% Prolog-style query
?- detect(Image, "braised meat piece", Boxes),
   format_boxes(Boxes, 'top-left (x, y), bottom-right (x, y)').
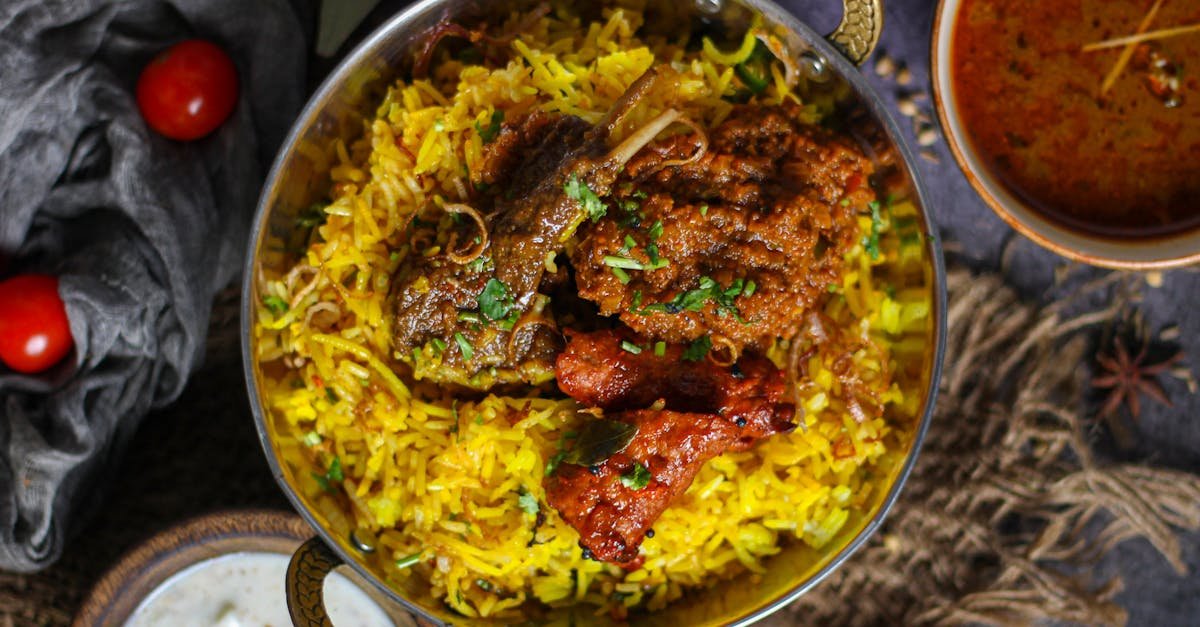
top-left (572, 102), bottom-right (874, 352)
top-left (545, 409), bottom-right (744, 565)
top-left (555, 328), bottom-right (795, 449)
top-left (388, 68), bottom-right (692, 388)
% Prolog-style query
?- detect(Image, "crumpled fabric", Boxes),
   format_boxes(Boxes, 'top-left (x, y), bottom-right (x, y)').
top-left (0, 0), bottom-right (308, 572)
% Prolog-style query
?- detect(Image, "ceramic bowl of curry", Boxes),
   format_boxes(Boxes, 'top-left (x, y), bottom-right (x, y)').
top-left (243, 0), bottom-right (946, 625)
top-left (933, 0), bottom-right (1200, 269)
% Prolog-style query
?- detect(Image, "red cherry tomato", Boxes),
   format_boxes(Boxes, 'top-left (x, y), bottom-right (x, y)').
top-left (136, 39), bottom-right (239, 141)
top-left (0, 274), bottom-right (74, 374)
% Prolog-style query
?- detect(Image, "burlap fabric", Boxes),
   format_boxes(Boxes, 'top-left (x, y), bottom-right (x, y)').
top-left (3, 266), bottom-right (1197, 625)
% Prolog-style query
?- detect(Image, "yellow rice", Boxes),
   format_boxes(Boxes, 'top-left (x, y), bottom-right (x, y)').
top-left (254, 3), bottom-right (932, 620)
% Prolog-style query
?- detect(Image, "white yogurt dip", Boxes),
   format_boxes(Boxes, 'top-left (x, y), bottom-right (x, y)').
top-left (124, 551), bottom-right (394, 627)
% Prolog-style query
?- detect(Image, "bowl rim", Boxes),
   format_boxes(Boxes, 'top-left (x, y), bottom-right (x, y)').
top-left (72, 509), bottom-right (313, 627)
top-left (930, 0), bottom-right (1200, 271)
top-left (241, 1), bottom-right (948, 624)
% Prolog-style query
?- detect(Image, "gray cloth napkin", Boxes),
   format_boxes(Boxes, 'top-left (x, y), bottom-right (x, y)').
top-left (0, 0), bottom-right (307, 572)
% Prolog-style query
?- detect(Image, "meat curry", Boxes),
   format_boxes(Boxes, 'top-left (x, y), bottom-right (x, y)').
top-left (952, 0), bottom-right (1200, 238)
top-left (387, 58), bottom-right (873, 564)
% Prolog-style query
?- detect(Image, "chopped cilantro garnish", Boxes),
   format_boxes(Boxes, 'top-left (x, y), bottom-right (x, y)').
top-left (262, 295), bottom-right (288, 316)
top-left (457, 311), bottom-right (482, 324)
top-left (623, 235), bottom-right (638, 252)
top-left (454, 332), bottom-right (474, 361)
top-left (467, 255), bottom-right (491, 273)
top-left (639, 276), bottom-right (749, 320)
top-left (326, 456), bottom-right (344, 481)
top-left (545, 450), bottom-right (568, 477)
top-left (431, 337), bottom-right (447, 354)
top-left (648, 220), bottom-right (663, 242)
top-left (314, 456), bottom-right (344, 492)
top-left (517, 490), bottom-right (540, 515)
top-left (631, 290), bottom-right (644, 311)
top-left (682, 336), bottom-right (712, 362)
top-left (603, 255), bottom-right (667, 271)
top-left (476, 579), bottom-right (494, 592)
top-left (303, 431), bottom-right (322, 447)
top-left (611, 267), bottom-right (631, 284)
top-left (620, 462), bottom-right (652, 490)
top-left (644, 243), bottom-right (664, 267)
top-left (477, 278), bottom-right (513, 322)
top-left (325, 388), bottom-right (339, 404)
top-left (395, 552), bottom-right (422, 569)
top-left (653, 341), bottom-right (666, 357)
top-left (744, 280), bottom-right (757, 297)
top-left (699, 204), bottom-right (709, 216)
top-left (475, 110), bottom-right (504, 143)
top-left (564, 173), bottom-right (606, 222)
top-left (862, 200), bottom-right (884, 260)
top-left (620, 340), bottom-right (643, 354)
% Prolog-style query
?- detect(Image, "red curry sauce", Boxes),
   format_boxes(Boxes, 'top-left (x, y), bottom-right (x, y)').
top-left (952, 0), bottom-right (1200, 238)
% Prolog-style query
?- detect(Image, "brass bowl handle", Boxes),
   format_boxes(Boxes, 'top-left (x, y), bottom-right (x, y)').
top-left (828, 0), bottom-right (884, 65)
top-left (285, 536), bottom-right (431, 626)
top-left (286, 537), bottom-right (343, 627)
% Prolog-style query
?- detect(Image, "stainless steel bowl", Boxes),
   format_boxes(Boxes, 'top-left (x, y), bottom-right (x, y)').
top-left (242, 1), bottom-right (946, 624)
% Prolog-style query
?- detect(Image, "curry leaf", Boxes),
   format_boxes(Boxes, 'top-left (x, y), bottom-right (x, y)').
top-left (563, 418), bottom-right (638, 466)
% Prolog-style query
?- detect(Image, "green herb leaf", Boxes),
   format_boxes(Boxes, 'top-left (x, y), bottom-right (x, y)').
top-left (545, 450), bottom-right (568, 476)
top-left (395, 552), bottom-right (422, 569)
top-left (263, 295), bottom-right (289, 316)
top-left (744, 280), bottom-right (757, 297)
top-left (620, 462), bottom-right (652, 490)
top-left (475, 110), bottom-right (505, 143)
top-left (564, 173), bottom-right (607, 222)
top-left (699, 204), bottom-right (709, 216)
top-left (517, 490), bottom-right (540, 515)
top-left (654, 341), bottom-right (666, 357)
top-left (326, 456), bottom-right (344, 482)
top-left (620, 340), bottom-right (643, 355)
top-left (477, 278), bottom-right (513, 322)
top-left (431, 337), bottom-right (447, 354)
top-left (454, 332), bottom-right (474, 361)
top-left (604, 256), bottom-right (647, 270)
top-left (862, 200), bottom-right (883, 260)
top-left (611, 267), bottom-right (631, 284)
top-left (467, 255), bottom-right (491, 273)
top-left (303, 431), bottom-right (322, 447)
top-left (683, 336), bottom-right (712, 362)
top-left (622, 235), bottom-right (637, 252)
top-left (639, 276), bottom-right (748, 320)
top-left (563, 418), bottom-right (639, 466)
top-left (648, 220), bottom-right (663, 242)
top-left (325, 388), bottom-right (339, 404)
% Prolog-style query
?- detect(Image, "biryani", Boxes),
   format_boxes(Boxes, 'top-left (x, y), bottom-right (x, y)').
top-left (253, 3), bottom-right (931, 621)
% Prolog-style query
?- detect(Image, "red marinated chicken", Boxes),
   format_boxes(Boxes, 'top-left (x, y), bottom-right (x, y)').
top-left (547, 329), bottom-right (796, 564)
top-left (556, 328), bottom-right (794, 449)
top-left (545, 409), bottom-right (744, 565)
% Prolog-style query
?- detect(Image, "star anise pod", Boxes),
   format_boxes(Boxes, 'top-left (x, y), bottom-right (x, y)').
top-left (1092, 335), bottom-right (1183, 419)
